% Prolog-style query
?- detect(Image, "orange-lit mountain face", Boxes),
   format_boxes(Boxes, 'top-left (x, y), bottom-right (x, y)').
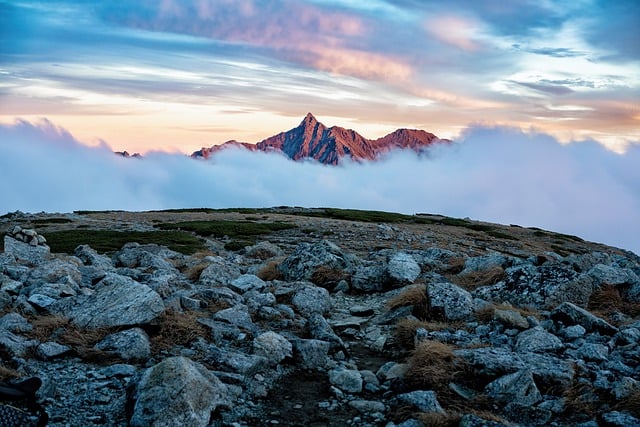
top-left (192, 113), bottom-right (447, 165)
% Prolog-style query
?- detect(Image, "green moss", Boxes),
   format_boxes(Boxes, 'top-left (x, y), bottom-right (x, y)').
top-left (157, 220), bottom-right (296, 239)
top-left (44, 230), bottom-right (206, 255)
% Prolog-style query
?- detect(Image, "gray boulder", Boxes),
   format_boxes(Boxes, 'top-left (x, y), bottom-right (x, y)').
top-left (291, 284), bottom-right (332, 317)
top-left (494, 308), bottom-right (529, 329)
top-left (0, 330), bottom-right (38, 357)
top-left (307, 313), bottom-right (346, 353)
top-left (484, 370), bottom-right (542, 406)
top-left (253, 331), bottom-right (292, 365)
top-left (514, 326), bottom-right (563, 353)
top-left (551, 302), bottom-right (618, 335)
top-left (461, 252), bottom-right (510, 275)
top-left (0, 312), bottom-right (32, 333)
top-left (52, 273), bottom-right (164, 328)
top-left (213, 304), bottom-right (256, 332)
top-left (228, 274), bottom-right (267, 294)
top-left (387, 252), bottom-right (420, 284)
top-left (3, 235), bottom-right (50, 265)
top-left (395, 390), bottom-right (444, 413)
top-left (198, 256), bottom-right (241, 287)
top-left (279, 240), bottom-right (355, 281)
top-left (24, 258), bottom-right (82, 288)
top-left (291, 338), bottom-right (330, 368)
top-left (474, 263), bottom-right (594, 309)
top-left (74, 244), bottom-right (114, 270)
top-left (130, 357), bottom-right (230, 427)
top-left (587, 264), bottom-right (639, 287)
top-left (428, 281), bottom-right (474, 320)
top-left (351, 264), bottom-right (387, 292)
top-left (95, 328), bottom-right (151, 360)
top-left (328, 367), bottom-right (362, 393)
top-left (36, 341), bottom-right (71, 360)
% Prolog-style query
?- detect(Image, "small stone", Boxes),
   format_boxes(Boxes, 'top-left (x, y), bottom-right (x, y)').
top-left (36, 341), bottom-right (71, 360)
top-left (349, 305), bottom-right (375, 317)
top-left (328, 368), bottom-right (362, 393)
top-left (253, 331), bottom-right (292, 365)
top-left (396, 390), bottom-right (444, 413)
top-left (514, 326), bottom-right (563, 353)
top-left (494, 308), bottom-right (529, 329)
top-left (27, 293), bottom-right (57, 310)
top-left (348, 400), bottom-right (386, 413)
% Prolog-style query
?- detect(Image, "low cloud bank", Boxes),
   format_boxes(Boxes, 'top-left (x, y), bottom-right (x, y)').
top-left (1, 119), bottom-right (639, 255)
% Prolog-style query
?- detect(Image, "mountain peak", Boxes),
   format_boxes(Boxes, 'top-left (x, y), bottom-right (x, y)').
top-left (301, 112), bottom-right (319, 126)
top-left (192, 114), bottom-right (446, 165)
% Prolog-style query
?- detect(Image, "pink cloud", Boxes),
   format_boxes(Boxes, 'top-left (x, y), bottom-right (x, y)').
top-left (425, 16), bottom-right (483, 51)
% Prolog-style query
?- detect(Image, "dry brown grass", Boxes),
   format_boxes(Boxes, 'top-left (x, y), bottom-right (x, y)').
top-left (310, 266), bottom-right (349, 288)
top-left (26, 315), bottom-right (117, 362)
top-left (445, 257), bottom-right (466, 274)
top-left (257, 259), bottom-right (284, 281)
top-left (149, 310), bottom-right (208, 353)
top-left (183, 262), bottom-right (209, 281)
top-left (405, 340), bottom-right (463, 393)
top-left (449, 266), bottom-right (505, 291)
top-left (474, 303), bottom-right (540, 323)
top-left (388, 285), bottom-right (430, 319)
top-left (562, 380), bottom-right (598, 418)
top-left (588, 285), bottom-right (640, 319)
top-left (416, 412), bottom-right (461, 427)
top-left (614, 390), bottom-right (640, 418)
top-left (0, 364), bottom-right (19, 382)
top-left (394, 318), bottom-right (465, 349)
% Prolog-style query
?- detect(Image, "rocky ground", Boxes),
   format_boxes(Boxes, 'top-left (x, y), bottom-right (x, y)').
top-left (0, 208), bottom-right (639, 427)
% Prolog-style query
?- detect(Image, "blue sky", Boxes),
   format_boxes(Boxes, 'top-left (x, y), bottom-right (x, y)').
top-left (1, 0), bottom-right (638, 153)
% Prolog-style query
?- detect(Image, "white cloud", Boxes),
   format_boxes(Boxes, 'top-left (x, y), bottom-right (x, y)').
top-left (1, 119), bottom-right (638, 255)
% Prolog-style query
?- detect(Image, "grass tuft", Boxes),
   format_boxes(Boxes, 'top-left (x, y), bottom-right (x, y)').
top-left (149, 310), bottom-right (208, 353)
top-left (388, 285), bottom-right (430, 320)
top-left (405, 340), bottom-right (462, 393)
top-left (310, 266), bottom-right (349, 288)
top-left (256, 259), bottom-right (284, 281)
top-left (44, 229), bottom-right (206, 255)
top-left (450, 267), bottom-right (506, 291)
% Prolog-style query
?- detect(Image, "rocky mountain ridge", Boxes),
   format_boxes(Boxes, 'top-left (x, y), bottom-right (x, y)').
top-left (0, 208), bottom-right (639, 426)
top-left (192, 113), bottom-right (446, 165)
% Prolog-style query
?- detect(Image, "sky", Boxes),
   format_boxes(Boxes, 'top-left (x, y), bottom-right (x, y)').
top-left (1, 0), bottom-right (638, 153)
top-left (1, 0), bottom-right (639, 254)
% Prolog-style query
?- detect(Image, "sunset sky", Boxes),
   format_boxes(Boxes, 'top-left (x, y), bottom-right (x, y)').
top-left (1, 0), bottom-right (638, 154)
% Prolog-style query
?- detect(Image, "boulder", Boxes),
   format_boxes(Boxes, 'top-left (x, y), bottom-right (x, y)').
top-left (291, 284), bottom-right (332, 316)
top-left (0, 312), bottom-right (33, 333)
top-left (24, 258), bottom-right (82, 288)
top-left (95, 328), bottom-right (151, 360)
top-left (484, 370), bottom-right (542, 406)
top-left (387, 252), bottom-right (420, 284)
top-left (3, 234), bottom-right (50, 265)
top-left (74, 244), bottom-right (114, 270)
top-left (514, 326), bottom-right (563, 353)
top-left (474, 263), bottom-right (594, 309)
top-left (253, 331), bottom-right (292, 365)
top-left (461, 252), bottom-right (510, 275)
top-left (228, 274), bottom-right (267, 294)
top-left (351, 264), bottom-right (387, 292)
top-left (396, 390), bottom-right (444, 413)
top-left (307, 313), bottom-right (346, 353)
top-left (279, 240), bottom-right (355, 282)
top-left (36, 341), bottom-right (71, 360)
top-left (328, 368), bottom-right (362, 393)
top-left (551, 302), bottom-right (618, 335)
top-left (494, 308), bottom-right (529, 329)
top-left (428, 281), bottom-right (474, 320)
top-left (213, 304), bottom-right (256, 332)
top-left (198, 256), bottom-right (241, 286)
top-left (291, 338), bottom-right (330, 368)
top-left (130, 357), bottom-right (230, 427)
top-left (52, 273), bottom-right (164, 328)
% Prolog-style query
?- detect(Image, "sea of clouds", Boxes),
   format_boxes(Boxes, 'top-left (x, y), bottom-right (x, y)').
top-left (1, 119), bottom-right (638, 255)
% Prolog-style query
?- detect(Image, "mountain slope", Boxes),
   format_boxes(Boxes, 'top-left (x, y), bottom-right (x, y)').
top-left (192, 113), bottom-right (447, 165)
